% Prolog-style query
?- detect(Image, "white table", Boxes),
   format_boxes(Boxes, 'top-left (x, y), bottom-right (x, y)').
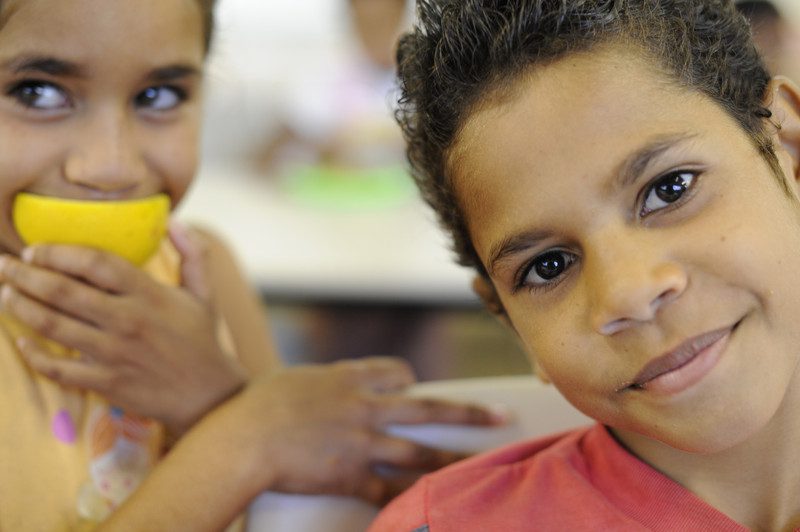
top-left (177, 164), bottom-right (477, 305)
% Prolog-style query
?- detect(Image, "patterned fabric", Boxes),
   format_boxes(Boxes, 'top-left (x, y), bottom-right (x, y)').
top-left (0, 242), bottom-right (178, 531)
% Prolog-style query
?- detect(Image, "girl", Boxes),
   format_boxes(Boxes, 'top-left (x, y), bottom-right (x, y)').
top-left (0, 0), bottom-right (499, 529)
top-left (371, 0), bottom-right (800, 529)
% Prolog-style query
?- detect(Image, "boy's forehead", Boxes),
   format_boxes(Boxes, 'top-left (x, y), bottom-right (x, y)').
top-left (450, 47), bottom-right (669, 198)
top-left (448, 45), bottom-right (745, 256)
top-left (453, 45), bottom-right (673, 156)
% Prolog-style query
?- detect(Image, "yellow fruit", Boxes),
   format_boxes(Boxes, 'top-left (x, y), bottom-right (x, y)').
top-left (12, 193), bottom-right (171, 266)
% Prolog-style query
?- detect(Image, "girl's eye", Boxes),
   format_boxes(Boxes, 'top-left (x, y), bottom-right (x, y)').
top-left (519, 250), bottom-right (577, 290)
top-left (8, 81), bottom-right (69, 110)
top-left (135, 86), bottom-right (186, 111)
top-left (640, 171), bottom-right (697, 216)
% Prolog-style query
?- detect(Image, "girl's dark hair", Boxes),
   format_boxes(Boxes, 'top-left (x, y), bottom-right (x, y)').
top-left (396, 0), bottom-right (778, 276)
top-left (197, 0), bottom-right (219, 53)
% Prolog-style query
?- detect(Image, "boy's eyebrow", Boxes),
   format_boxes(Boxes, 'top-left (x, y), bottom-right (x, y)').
top-left (488, 230), bottom-right (550, 276)
top-left (610, 132), bottom-right (698, 192)
top-left (486, 132), bottom-right (699, 275)
top-left (2, 55), bottom-right (85, 77)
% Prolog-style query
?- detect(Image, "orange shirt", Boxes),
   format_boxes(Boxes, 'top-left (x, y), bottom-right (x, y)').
top-left (370, 424), bottom-right (763, 532)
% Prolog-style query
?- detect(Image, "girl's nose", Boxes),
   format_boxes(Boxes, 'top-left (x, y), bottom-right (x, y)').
top-left (587, 241), bottom-right (688, 336)
top-left (63, 111), bottom-right (147, 194)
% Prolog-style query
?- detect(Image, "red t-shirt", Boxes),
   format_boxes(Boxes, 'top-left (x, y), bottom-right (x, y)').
top-left (369, 424), bottom-right (757, 531)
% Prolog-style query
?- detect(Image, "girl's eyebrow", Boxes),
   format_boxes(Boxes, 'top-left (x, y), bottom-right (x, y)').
top-left (0, 55), bottom-right (201, 83)
top-left (146, 64), bottom-right (202, 83)
top-left (2, 55), bottom-right (85, 77)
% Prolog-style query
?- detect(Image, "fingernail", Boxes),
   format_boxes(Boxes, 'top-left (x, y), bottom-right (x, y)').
top-left (487, 403), bottom-right (513, 425)
top-left (21, 247), bottom-right (33, 262)
top-left (169, 219), bottom-right (185, 232)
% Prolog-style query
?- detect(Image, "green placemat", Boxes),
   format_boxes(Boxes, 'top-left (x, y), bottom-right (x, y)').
top-left (283, 165), bottom-right (416, 210)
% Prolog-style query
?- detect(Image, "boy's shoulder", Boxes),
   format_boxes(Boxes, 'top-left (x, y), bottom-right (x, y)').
top-left (369, 424), bottom-right (605, 531)
top-left (369, 423), bottom-right (746, 532)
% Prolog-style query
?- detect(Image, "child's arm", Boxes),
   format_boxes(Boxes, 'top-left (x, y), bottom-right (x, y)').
top-left (0, 239), bottom-right (247, 437)
top-left (100, 358), bottom-right (501, 531)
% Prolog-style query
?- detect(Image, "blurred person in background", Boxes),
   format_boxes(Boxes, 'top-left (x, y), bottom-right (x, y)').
top-left (253, 0), bottom-right (461, 380)
top-left (256, 0), bottom-right (408, 174)
top-left (737, 0), bottom-right (800, 81)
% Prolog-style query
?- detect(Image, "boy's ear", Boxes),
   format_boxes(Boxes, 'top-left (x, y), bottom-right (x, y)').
top-left (765, 77), bottom-right (800, 184)
top-left (471, 275), bottom-right (509, 325)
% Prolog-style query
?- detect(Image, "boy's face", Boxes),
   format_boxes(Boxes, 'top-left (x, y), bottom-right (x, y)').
top-left (455, 45), bottom-right (800, 454)
top-left (0, 0), bottom-right (205, 254)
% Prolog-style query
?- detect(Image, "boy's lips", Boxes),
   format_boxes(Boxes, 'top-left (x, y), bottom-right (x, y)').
top-left (618, 323), bottom-right (738, 394)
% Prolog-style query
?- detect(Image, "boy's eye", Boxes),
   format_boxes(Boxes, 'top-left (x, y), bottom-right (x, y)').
top-left (135, 86), bottom-right (186, 111)
top-left (640, 171), bottom-right (696, 216)
top-left (8, 81), bottom-right (69, 110)
top-left (520, 250), bottom-right (577, 289)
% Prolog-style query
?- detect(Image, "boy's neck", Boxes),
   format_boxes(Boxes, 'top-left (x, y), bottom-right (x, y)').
top-left (612, 375), bottom-right (800, 530)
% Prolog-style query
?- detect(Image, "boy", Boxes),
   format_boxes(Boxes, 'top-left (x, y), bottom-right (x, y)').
top-left (371, 0), bottom-right (800, 529)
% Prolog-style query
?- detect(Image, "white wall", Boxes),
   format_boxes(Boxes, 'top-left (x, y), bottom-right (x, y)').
top-left (777, 0), bottom-right (800, 20)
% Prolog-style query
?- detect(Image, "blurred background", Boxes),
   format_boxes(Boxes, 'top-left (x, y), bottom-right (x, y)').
top-left (176, 0), bottom-right (800, 380)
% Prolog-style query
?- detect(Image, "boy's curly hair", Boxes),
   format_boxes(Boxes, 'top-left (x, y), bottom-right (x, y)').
top-left (396, 0), bottom-right (778, 277)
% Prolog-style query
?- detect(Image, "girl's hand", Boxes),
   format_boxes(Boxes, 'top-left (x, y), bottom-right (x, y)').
top-left (101, 357), bottom-right (504, 531)
top-left (227, 357), bottom-right (505, 505)
top-left (0, 226), bottom-right (246, 437)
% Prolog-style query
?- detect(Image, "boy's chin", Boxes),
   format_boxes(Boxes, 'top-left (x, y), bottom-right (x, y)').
top-left (613, 406), bottom-right (776, 457)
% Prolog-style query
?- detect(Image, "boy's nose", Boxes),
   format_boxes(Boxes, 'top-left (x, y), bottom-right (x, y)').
top-left (63, 111), bottom-right (147, 194)
top-left (586, 237), bottom-right (687, 336)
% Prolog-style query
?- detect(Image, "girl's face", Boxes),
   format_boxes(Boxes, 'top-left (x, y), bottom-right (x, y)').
top-left (455, 45), bottom-right (800, 456)
top-left (0, 0), bottom-right (206, 254)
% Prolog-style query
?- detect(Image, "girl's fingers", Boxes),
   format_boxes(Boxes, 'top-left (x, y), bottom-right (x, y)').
top-left (380, 473), bottom-right (420, 505)
top-left (169, 220), bottom-right (211, 302)
top-left (369, 395), bottom-right (507, 428)
top-left (355, 474), bottom-right (390, 505)
top-left (1, 285), bottom-right (114, 359)
top-left (169, 221), bottom-right (211, 303)
top-left (368, 434), bottom-right (467, 471)
top-left (20, 244), bottom-right (143, 295)
top-left (345, 357), bottom-right (416, 393)
top-left (0, 256), bottom-right (116, 326)
top-left (19, 337), bottom-right (112, 392)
